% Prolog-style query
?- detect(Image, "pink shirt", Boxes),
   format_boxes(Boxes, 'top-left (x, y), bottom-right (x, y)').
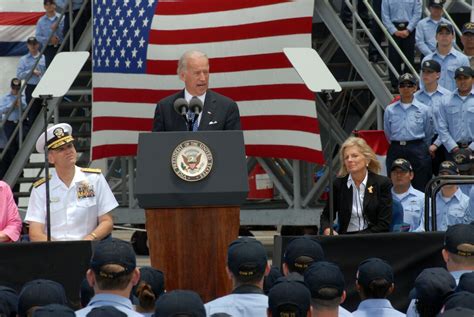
top-left (0, 181), bottom-right (22, 242)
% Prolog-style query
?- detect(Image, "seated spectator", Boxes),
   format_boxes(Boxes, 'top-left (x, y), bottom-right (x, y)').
top-left (320, 137), bottom-right (392, 235)
top-left (35, 0), bottom-right (64, 68)
top-left (75, 238), bottom-right (142, 316)
top-left (133, 266), bottom-right (164, 316)
top-left (32, 304), bottom-right (75, 317)
top-left (155, 290), bottom-right (205, 317)
top-left (282, 237), bottom-right (324, 278)
top-left (390, 159), bottom-right (424, 231)
top-left (442, 291), bottom-right (474, 311)
top-left (0, 286), bottom-right (18, 317)
top-left (263, 266), bottom-right (283, 295)
top-left (267, 279), bottom-right (311, 317)
top-left (432, 161), bottom-right (470, 230)
top-left (204, 237), bottom-right (269, 316)
top-left (407, 267), bottom-right (456, 317)
top-left (17, 279), bottom-right (68, 317)
top-left (353, 258), bottom-right (404, 316)
top-left (304, 261), bottom-right (352, 317)
top-left (0, 181), bottom-right (22, 242)
top-left (442, 224), bottom-right (474, 283)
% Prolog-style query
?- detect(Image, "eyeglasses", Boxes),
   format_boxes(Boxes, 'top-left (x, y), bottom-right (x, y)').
top-left (399, 83), bottom-right (415, 88)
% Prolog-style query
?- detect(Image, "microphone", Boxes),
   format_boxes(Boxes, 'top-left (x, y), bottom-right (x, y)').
top-left (189, 97), bottom-right (203, 115)
top-left (173, 98), bottom-right (189, 117)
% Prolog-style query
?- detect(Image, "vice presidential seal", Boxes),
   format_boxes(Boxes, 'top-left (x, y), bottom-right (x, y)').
top-left (171, 140), bottom-right (213, 182)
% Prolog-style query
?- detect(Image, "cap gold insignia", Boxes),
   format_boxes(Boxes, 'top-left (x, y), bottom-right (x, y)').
top-left (53, 127), bottom-right (65, 138)
top-left (394, 158), bottom-right (405, 164)
top-left (460, 68), bottom-right (464, 72)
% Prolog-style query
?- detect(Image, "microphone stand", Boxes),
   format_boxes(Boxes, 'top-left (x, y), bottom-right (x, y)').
top-left (39, 94), bottom-right (53, 241)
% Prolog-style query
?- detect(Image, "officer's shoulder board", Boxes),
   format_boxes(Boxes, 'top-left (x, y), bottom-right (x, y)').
top-left (33, 176), bottom-right (51, 188)
top-left (81, 167), bottom-right (102, 174)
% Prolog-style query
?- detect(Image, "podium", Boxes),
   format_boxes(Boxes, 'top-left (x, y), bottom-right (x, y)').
top-left (135, 131), bottom-right (248, 302)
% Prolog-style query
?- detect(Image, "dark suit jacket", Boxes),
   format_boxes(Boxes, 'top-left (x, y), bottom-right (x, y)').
top-left (320, 172), bottom-right (392, 234)
top-left (152, 89), bottom-right (241, 132)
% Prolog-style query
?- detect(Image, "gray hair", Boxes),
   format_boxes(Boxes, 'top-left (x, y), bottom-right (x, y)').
top-left (177, 50), bottom-right (208, 75)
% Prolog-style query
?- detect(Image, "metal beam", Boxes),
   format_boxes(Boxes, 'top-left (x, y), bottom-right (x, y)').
top-left (257, 158), bottom-right (293, 207)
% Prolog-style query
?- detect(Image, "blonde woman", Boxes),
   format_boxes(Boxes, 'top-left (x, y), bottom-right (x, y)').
top-left (320, 137), bottom-right (393, 235)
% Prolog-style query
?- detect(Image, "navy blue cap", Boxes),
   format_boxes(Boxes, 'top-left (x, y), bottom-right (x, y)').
top-left (356, 258), bottom-right (394, 288)
top-left (398, 73), bottom-right (417, 85)
top-left (268, 279), bottom-right (311, 317)
top-left (283, 237), bottom-right (324, 273)
top-left (456, 272), bottom-right (474, 293)
top-left (264, 266), bottom-right (284, 295)
top-left (86, 306), bottom-right (126, 317)
top-left (154, 290), bottom-right (205, 317)
top-left (463, 22), bottom-right (474, 34)
top-left (18, 279), bottom-right (68, 317)
top-left (439, 161), bottom-right (460, 176)
top-left (422, 60), bottom-right (441, 73)
top-left (90, 238), bottom-right (136, 278)
top-left (304, 261), bottom-right (345, 300)
top-left (0, 286), bottom-right (18, 316)
top-left (437, 23), bottom-right (454, 34)
top-left (444, 291), bottom-right (474, 311)
top-left (410, 267), bottom-right (455, 303)
top-left (32, 304), bottom-right (75, 317)
top-left (455, 66), bottom-right (473, 78)
top-left (227, 237), bottom-right (267, 278)
top-left (137, 266), bottom-right (165, 297)
top-left (429, 0), bottom-right (444, 7)
top-left (444, 224), bottom-right (474, 256)
top-left (391, 158), bottom-right (413, 172)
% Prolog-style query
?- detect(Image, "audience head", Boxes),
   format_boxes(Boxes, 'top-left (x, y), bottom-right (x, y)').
top-left (88, 238), bottom-right (139, 292)
top-left (454, 66), bottom-right (473, 94)
top-left (421, 60), bottom-right (441, 86)
top-left (456, 272), bottom-right (474, 293)
top-left (356, 258), bottom-right (394, 300)
top-left (411, 267), bottom-right (455, 317)
top-left (263, 266), bottom-right (284, 295)
top-left (134, 266), bottom-right (165, 312)
top-left (227, 237), bottom-right (268, 286)
top-left (398, 73), bottom-right (418, 96)
top-left (436, 23), bottom-right (455, 48)
top-left (428, 0), bottom-right (443, 19)
top-left (283, 237), bottom-right (324, 275)
top-left (32, 304), bottom-right (75, 317)
top-left (0, 286), bottom-right (18, 317)
top-left (26, 37), bottom-right (39, 54)
top-left (338, 136), bottom-right (381, 176)
top-left (390, 158), bottom-right (414, 191)
top-left (154, 290), bottom-right (205, 317)
top-left (267, 279), bottom-right (311, 317)
top-left (443, 291), bottom-right (474, 311)
top-left (453, 148), bottom-right (472, 174)
top-left (304, 261), bottom-right (346, 312)
top-left (438, 307), bottom-right (474, 317)
top-left (85, 306), bottom-right (127, 317)
top-left (442, 224), bottom-right (474, 271)
top-left (17, 279), bottom-right (68, 317)
top-left (461, 22), bottom-right (474, 55)
top-left (10, 78), bottom-right (21, 93)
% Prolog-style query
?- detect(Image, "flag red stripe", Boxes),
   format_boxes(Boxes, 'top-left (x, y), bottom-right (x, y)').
top-left (147, 53), bottom-right (292, 75)
top-left (93, 84), bottom-right (314, 103)
top-left (92, 115), bottom-right (319, 133)
top-left (149, 17), bottom-right (311, 45)
top-left (0, 12), bottom-right (43, 25)
top-left (91, 143), bottom-right (323, 163)
top-left (155, 0), bottom-right (291, 15)
top-left (355, 130), bottom-right (389, 155)
top-left (246, 145), bottom-right (324, 163)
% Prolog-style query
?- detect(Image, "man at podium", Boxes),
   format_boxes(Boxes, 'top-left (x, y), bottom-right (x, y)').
top-left (152, 50), bottom-right (241, 132)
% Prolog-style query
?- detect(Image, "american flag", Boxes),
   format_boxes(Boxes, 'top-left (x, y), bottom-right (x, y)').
top-left (92, 0), bottom-right (323, 163)
top-left (0, 0), bottom-right (43, 56)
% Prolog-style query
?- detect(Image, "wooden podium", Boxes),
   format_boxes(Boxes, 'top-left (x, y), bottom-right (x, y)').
top-left (135, 131), bottom-right (248, 302)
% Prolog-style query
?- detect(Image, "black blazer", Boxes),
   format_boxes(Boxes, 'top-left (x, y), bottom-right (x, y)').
top-left (320, 171), bottom-right (392, 234)
top-left (152, 89), bottom-right (241, 132)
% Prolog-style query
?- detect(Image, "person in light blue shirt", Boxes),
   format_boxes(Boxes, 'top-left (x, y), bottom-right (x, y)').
top-left (415, 0), bottom-right (450, 57)
top-left (75, 239), bottom-right (142, 317)
top-left (381, 0), bottom-right (421, 89)
top-left (384, 73), bottom-right (433, 191)
top-left (422, 23), bottom-right (470, 92)
top-left (55, 0), bottom-right (88, 48)
top-left (16, 36), bottom-right (46, 126)
top-left (436, 66), bottom-right (474, 160)
top-left (415, 59), bottom-right (451, 175)
top-left (390, 159), bottom-right (424, 231)
top-left (353, 258), bottom-right (405, 317)
top-left (36, 0), bottom-right (64, 68)
top-left (461, 22), bottom-right (474, 69)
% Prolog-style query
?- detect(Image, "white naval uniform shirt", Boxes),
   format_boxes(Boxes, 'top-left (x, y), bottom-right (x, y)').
top-left (25, 165), bottom-right (118, 240)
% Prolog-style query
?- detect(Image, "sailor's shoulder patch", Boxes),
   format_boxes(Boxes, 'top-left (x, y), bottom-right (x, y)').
top-left (81, 168), bottom-right (102, 174)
